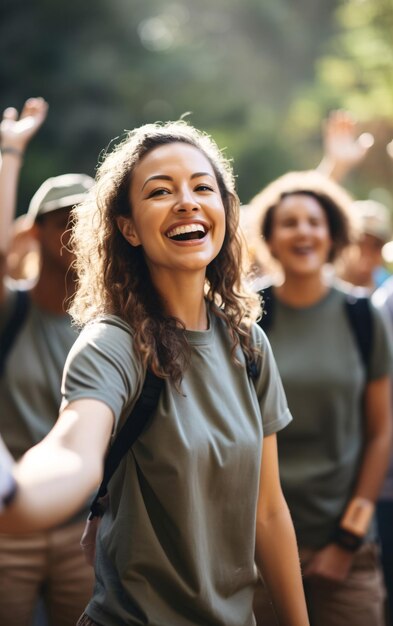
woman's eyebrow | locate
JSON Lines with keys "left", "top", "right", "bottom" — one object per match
{"left": 191, "top": 172, "right": 215, "bottom": 180}
{"left": 142, "top": 171, "right": 214, "bottom": 190}
{"left": 142, "top": 175, "right": 172, "bottom": 190}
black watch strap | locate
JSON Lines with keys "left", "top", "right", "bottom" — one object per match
{"left": 333, "top": 527, "right": 364, "bottom": 552}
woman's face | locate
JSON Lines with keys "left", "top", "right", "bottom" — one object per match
{"left": 267, "top": 193, "right": 333, "bottom": 277}
{"left": 119, "top": 142, "right": 226, "bottom": 282}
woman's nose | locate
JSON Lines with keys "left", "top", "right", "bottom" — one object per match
{"left": 296, "top": 220, "right": 312, "bottom": 235}
{"left": 174, "top": 188, "right": 200, "bottom": 213}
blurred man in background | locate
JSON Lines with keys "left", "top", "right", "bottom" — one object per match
{"left": 0, "top": 97, "right": 94, "bottom": 626}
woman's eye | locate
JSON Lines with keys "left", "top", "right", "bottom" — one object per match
{"left": 195, "top": 184, "right": 213, "bottom": 192}
{"left": 149, "top": 188, "right": 170, "bottom": 198}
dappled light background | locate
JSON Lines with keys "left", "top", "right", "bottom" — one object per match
{"left": 1, "top": 0, "right": 393, "bottom": 212}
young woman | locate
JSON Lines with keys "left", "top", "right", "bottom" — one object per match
{"left": 0, "top": 122, "right": 309, "bottom": 626}
{"left": 249, "top": 170, "right": 393, "bottom": 626}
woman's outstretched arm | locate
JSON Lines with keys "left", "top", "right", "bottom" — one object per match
{"left": 0, "top": 398, "right": 113, "bottom": 533}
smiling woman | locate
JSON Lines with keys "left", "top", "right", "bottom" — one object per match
{"left": 116, "top": 141, "right": 226, "bottom": 291}
{"left": 249, "top": 170, "right": 393, "bottom": 626}
{"left": 1, "top": 121, "right": 309, "bottom": 626}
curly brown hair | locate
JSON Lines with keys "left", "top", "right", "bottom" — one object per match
{"left": 69, "top": 120, "right": 260, "bottom": 387}
{"left": 249, "top": 170, "right": 356, "bottom": 266}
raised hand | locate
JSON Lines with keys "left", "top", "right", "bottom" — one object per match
{"left": 322, "top": 109, "right": 374, "bottom": 174}
{"left": 0, "top": 97, "right": 48, "bottom": 154}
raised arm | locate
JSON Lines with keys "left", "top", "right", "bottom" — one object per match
{"left": 255, "top": 433, "right": 310, "bottom": 626}
{"left": 0, "top": 398, "right": 113, "bottom": 533}
{"left": 317, "top": 110, "right": 374, "bottom": 182}
{"left": 0, "top": 97, "right": 48, "bottom": 299}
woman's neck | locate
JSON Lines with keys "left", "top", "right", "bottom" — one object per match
{"left": 151, "top": 270, "right": 209, "bottom": 330}
{"left": 275, "top": 272, "right": 330, "bottom": 308}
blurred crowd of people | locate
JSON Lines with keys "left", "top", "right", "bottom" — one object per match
{"left": 0, "top": 98, "right": 392, "bottom": 626}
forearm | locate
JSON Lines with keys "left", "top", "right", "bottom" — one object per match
{"left": 353, "top": 431, "right": 392, "bottom": 502}
{"left": 256, "top": 504, "right": 309, "bottom": 626}
{"left": 337, "top": 430, "right": 392, "bottom": 545}
{"left": 316, "top": 156, "right": 352, "bottom": 183}
{"left": 0, "top": 97, "right": 48, "bottom": 257}
{"left": 340, "top": 377, "right": 393, "bottom": 530}
{"left": 0, "top": 152, "right": 23, "bottom": 255}
{"left": 0, "top": 439, "right": 102, "bottom": 533}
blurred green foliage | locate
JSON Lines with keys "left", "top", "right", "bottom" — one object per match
{"left": 0, "top": 0, "right": 392, "bottom": 212}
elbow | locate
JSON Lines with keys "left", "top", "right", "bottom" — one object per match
{"left": 256, "top": 500, "right": 292, "bottom": 533}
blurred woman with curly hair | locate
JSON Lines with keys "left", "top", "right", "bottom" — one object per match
{"left": 0, "top": 121, "right": 309, "bottom": 626}
{"left": 250, "top": 170, "right": 392, "bottom": 626}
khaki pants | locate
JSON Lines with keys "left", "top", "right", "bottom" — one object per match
{"left": 0, "top": 520, "right": 94, "bottom": 626}
{"left": 254, "top": 543, "right": 386, "bottom": 626}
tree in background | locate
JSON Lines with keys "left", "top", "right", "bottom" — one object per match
{"left": 287, "top": 0, "right": 393, "bottom": 205}
{"left": 1, "top": 0, "right": 392, "bottom": 210}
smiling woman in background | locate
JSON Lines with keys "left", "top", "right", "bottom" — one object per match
{"left": 250, "top": 170, "right": 392, "bottom": 626}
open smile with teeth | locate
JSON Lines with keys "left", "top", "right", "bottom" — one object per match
{"left": 293, "top": 245, "right": 313, "bottom": 254}
{"left": 166, "top": 223, "right": 208, "bottom": 241}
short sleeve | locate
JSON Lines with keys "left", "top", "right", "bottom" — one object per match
{"left": 61, "top": 316, "right": 144, "bottom": 429}
{"left": 251, "top": 323, "right": 293, "bottom": 437}
{"left": 368, "top": 302, "right": 393, "bottom": 381}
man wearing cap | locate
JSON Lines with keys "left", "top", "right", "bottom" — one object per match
{"left": 0, "top": 99, "right": 94, "bottom": 625}
{"left": 337, "top": 199, "right": 392, "bottom": 292}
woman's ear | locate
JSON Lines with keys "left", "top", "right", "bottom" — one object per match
{"left": 116, "top": 216, "right": 141, "bottom": 247}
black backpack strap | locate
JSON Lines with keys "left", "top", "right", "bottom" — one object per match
{"left": 257, "top": 285, "right": 274, "bottom": 333}
{"left": 345, "top": 294, "right": 373, "bottom": 374}
{"left": 257, "top": 286, "right": 373, "bottom": 372}
{"left": 0, "top": 289, "right": 30, "bottom": 377}
{"left": 89, "top": 369, "right": 164, "bottom": 519}
{"left": 246, "top": 286, "right": 275, "bottom": 378}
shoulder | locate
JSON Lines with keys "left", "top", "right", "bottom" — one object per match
{"left": 79, "top": 314, "right": 133, "bottom": 342}
{"left": 249, "top": 322, "right": 278, "bottom": 376}
{"left": 250, "top": 321, "right": 270, "bottom": 352}
{"left": 330, "top": 282, "right": 375, "bottom": 322}
{"left": 65, "top": 314, "right": 141, "bottom": 379}
{"left": 331, "top": 279, "right": 370, "bottom": 301}
{"left": 373, "top": 276, "right": 393, "bottom": 314}
{"left": 62, "top": 315, "right": 144, "bottom": 421}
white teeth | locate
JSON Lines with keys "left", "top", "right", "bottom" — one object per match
{"left": 166, "top": 223, "right": 207, "bottom": 238}
{"left": 294, "top": 246, "right": 312, "bottom": 253}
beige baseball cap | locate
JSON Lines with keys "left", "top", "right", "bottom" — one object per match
{"left": 353, "top": 200, "right": 392, "bottom": 243}
{"left": 27, "top": 173, "right": 94, "bottom": 221}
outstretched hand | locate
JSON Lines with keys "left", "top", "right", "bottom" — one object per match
{"left": 0, "top": 97, "right": 48, "bottom": 153}
{"left": 322, "top": 110, "right": 374, "bottom": 172}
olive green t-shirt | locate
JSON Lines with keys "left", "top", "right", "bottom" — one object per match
{"left": 62, "top": 309, "right": 291, "bottom": 626}
{"left": 264, "top": 285, "right": 393, "bottom": 548}
{"left": 0, "top": 286, "right": 79, "bottom": 460}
